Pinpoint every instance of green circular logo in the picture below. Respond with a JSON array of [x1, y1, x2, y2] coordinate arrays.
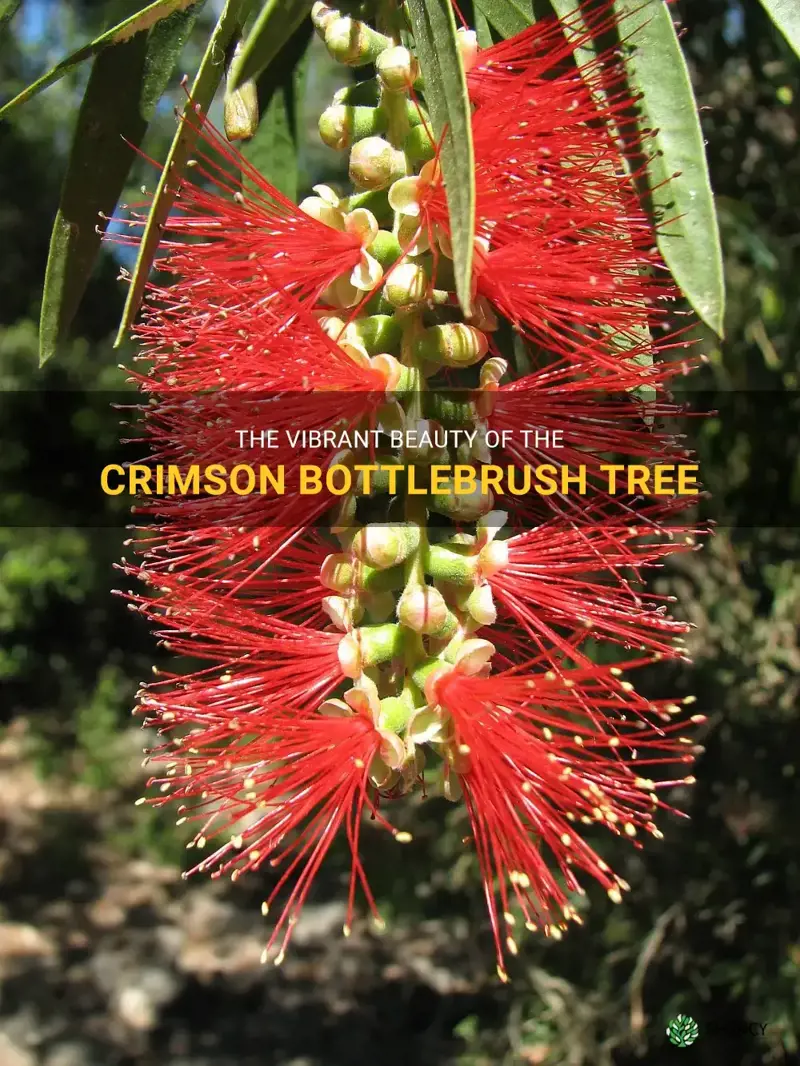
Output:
[[666, 1015, 699, 1047]]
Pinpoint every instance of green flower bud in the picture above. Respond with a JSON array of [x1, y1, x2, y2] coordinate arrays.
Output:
[[338, 623, 405, 677], [318, 104, 387, 150], [333, 79, 381, 107], [368, 229, 403, 268], [423, 390, 479, 429], [349, 136, 406, 190], [379, 694, 413, 732], [321, 553, 354, 591], [384, 261, 429, 308], [325, 17, 393, 67], [224, 42, 258, 141], [341, 187, 392, 223], [429, 479, 495, 522], [404, 124, 435, 165], [425, 544, 478, 585], [353, 523, 422, 569], [376, 45, 420, 91], [414, 323, 489, 368], [311, 1, 339, 35], [341, 314, 402, 354], [397, 583, 456, 637]]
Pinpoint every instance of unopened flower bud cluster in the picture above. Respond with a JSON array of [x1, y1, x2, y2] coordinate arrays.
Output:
[[305, 2, 506, 796]]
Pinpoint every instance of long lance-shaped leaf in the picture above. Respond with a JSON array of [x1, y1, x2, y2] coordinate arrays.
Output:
[[407, 0, 475, 316], [39, 4, 201, 366], [472, 0, 533, 39], [0, 0, 201, 118], [759, 0, 800, 59], [229, 0, 313, 90], [0, 0, 22, 31], [114, 0, 247, 348], [614, 0, 725, 337]]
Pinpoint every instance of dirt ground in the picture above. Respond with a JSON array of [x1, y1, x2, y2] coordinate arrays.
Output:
[[0, 721, 507, 1066]]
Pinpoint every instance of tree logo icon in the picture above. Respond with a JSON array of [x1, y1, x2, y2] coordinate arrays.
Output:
[[666, 1015, 700, 1047]]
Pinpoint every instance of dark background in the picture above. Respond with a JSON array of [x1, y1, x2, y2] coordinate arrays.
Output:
[[0, 2, 798, 1064]]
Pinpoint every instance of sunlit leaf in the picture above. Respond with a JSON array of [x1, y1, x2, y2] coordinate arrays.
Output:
[[407, 0, 475, 316], [0, 0, 22, 31], [114, 0, 247, 348], [0, 0, 203, 117], [39, 5, 200, 366], [229, 0, 313, 90], [472, 0, 533, 38], [615, 0, 725, 336], [759, 0, 800, 59]]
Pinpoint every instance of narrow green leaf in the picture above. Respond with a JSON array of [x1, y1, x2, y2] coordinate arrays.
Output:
[[547, 0, 598, 67], [114, 0, 247, 348], [229, 0, 313, 90], [0, 0, 200, 118], [39, 5, 200, 366], [473, 7, 494, 49], [407, 0, 475, 315], [615, 0, 725, 336], [759, 0, 800, 58], [472, 0, 532, 39], [0, 0, 22, 31]]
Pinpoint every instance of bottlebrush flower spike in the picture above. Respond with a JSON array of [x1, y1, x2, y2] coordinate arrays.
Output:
[[120, 0, 707, 974], [480, 511, 698, 661], [114, 114, 368, 319], [139, 696, 409, 964], [426, 658, 701, 980]]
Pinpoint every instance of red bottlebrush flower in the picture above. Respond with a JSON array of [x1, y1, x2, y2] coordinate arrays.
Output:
[[115, 117, 367, 318], [135, 603, 347, 716], [482, 513, 698, 661], [424, 656, 701, 980], [407, 6, 676, 378], [140, 695, 409, 964]]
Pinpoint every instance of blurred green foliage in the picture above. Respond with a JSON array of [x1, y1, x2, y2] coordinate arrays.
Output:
[[0, 1, 798, 1064]]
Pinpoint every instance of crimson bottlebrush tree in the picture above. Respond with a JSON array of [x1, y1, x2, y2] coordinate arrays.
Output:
[[22, 0, 799, 981]]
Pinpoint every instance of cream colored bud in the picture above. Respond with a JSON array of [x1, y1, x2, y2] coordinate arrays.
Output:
[[322, 595, 362, 631], [463, 584, 497, 626], [456, 28, 479, 73], [479, 538, 509, 578], [453, 637, 496, 675], [320, 553, 353, 592], [349, 136, 406, 190], [352, 524, 420, 569], [397, 584, 452, 636], [384, 261, 428, 308], [376, 46, 420, 90]]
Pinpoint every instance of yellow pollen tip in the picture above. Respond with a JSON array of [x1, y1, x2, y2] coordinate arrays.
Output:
[[261, 902, 269, 916], [506, 936, 519, 955], [607, 886, 623, 904], [497, 965, 510, 983], [395, 831, 413, 843]]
